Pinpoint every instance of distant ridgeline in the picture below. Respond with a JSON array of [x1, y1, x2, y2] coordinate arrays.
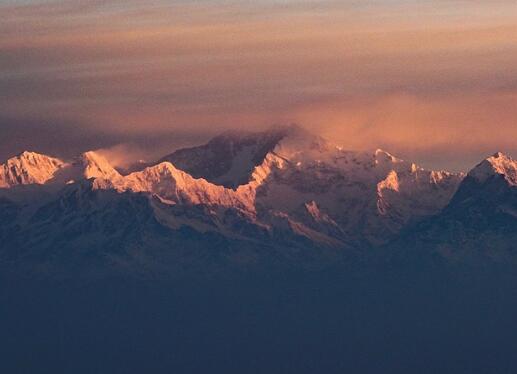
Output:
[[1, 125, 517, 278]]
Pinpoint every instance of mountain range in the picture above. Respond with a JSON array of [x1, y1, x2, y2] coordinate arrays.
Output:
[[1, 125, 516, 277]]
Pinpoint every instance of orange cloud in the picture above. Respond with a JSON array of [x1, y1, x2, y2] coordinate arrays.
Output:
[[1, 1, 517, 170]]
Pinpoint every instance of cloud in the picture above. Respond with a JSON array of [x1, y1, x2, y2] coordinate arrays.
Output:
[[0, 115, 209, 164], [1, 0, 517, 170], [293, 91, 517, 171]]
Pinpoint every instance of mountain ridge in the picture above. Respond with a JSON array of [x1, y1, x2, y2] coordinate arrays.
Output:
[[2, 126, 515, 276]]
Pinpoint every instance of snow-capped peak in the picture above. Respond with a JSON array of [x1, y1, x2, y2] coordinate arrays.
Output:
[[0, 129, 470, 252], [79, 151, 122, 180], [157, 124, 306, 188], [374, 149, 401, 163], [272, 125, 330, 161], [0, 151, 64, 188], [468, 152, 517, 185]]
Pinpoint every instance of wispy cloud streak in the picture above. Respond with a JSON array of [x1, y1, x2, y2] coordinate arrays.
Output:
[[1, 0, 517, 169]]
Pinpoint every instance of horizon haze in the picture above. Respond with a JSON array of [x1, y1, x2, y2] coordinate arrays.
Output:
[[2, 0, 517, 171]]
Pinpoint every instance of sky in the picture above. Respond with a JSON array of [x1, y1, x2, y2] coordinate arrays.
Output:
[[1, 0, 517, 171]]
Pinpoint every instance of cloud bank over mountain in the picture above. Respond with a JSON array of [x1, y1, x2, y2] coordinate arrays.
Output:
[[2, 1, 517, 170]]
